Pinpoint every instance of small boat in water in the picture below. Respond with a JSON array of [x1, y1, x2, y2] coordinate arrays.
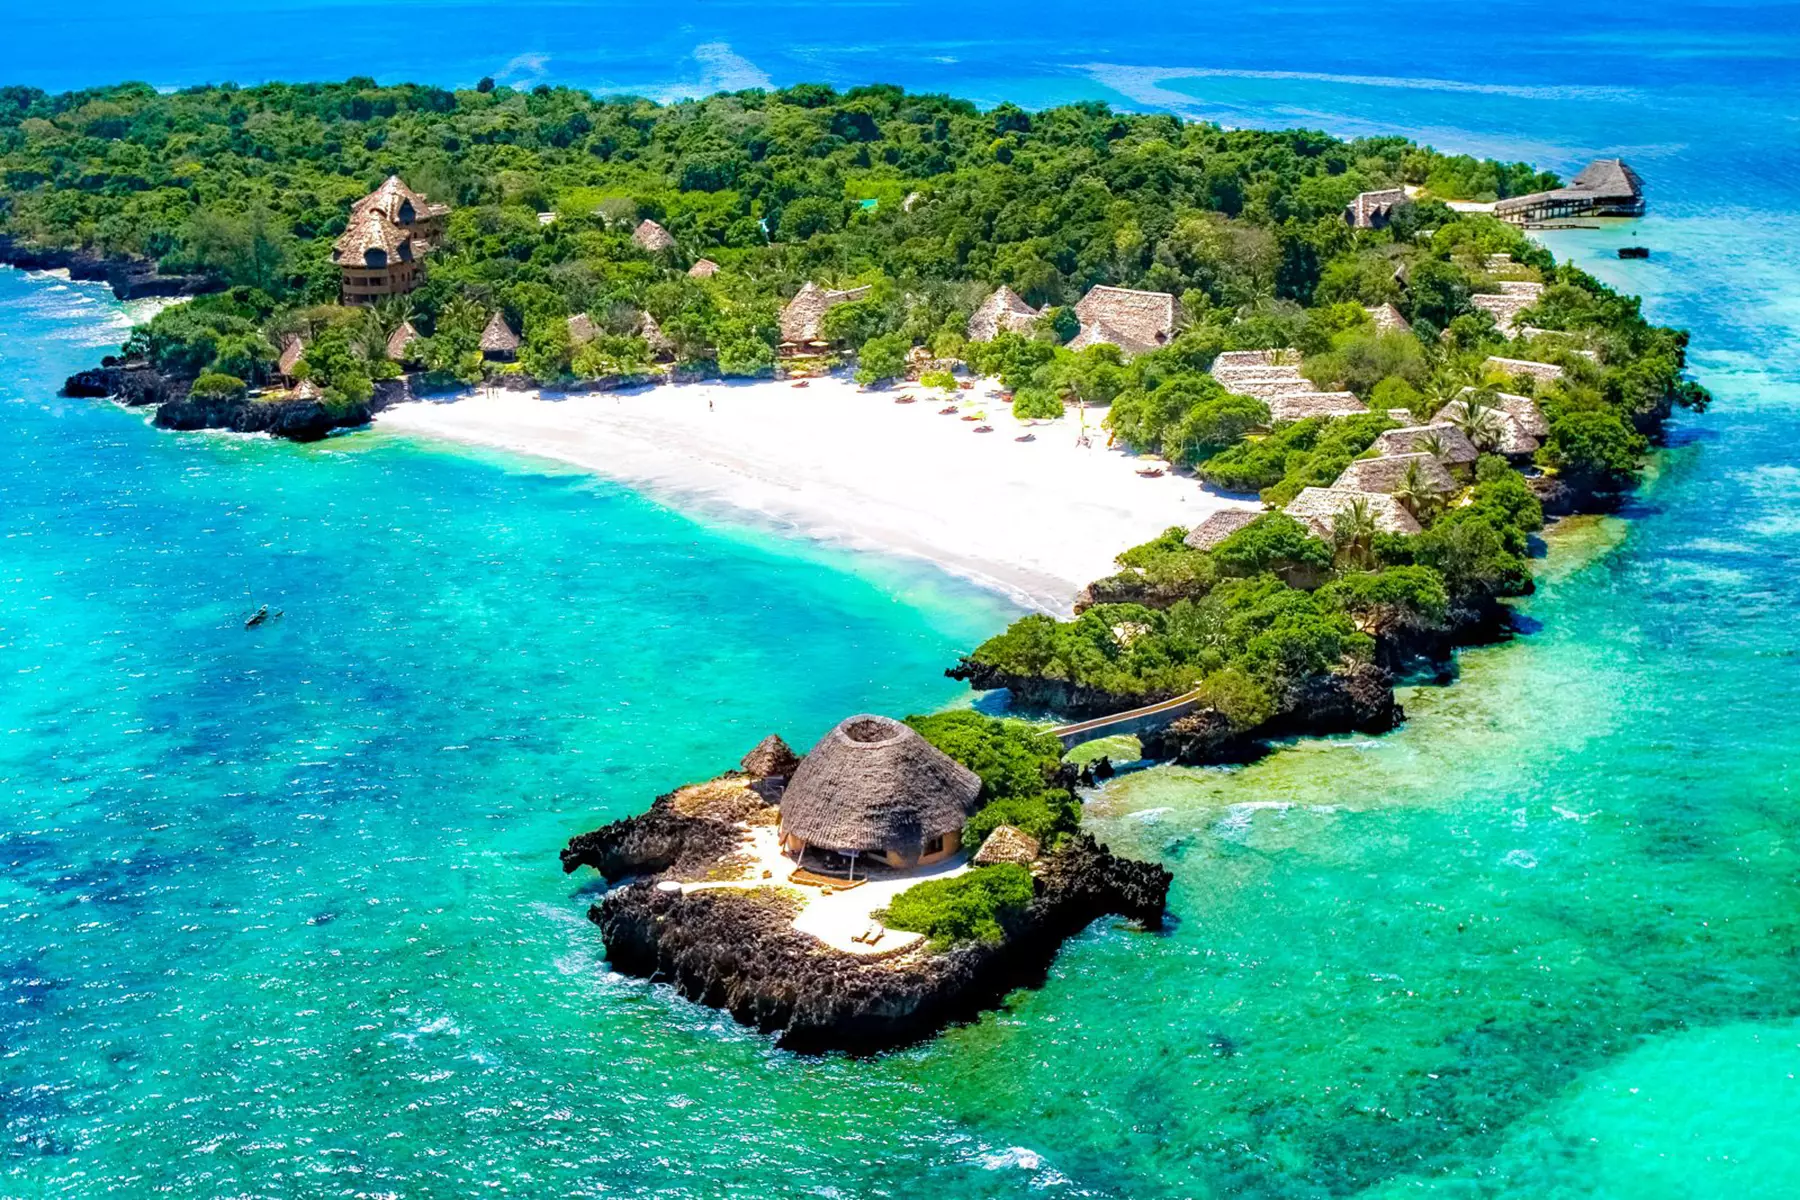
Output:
[[244, 605, 282, 629], [1618, 246, 1650, 259]]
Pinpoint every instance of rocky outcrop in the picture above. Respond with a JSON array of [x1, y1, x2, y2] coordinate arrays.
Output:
[[560, 790, 743, 882], [1139, 708, 1263, 765], [0, 236, 221, 300], [1270, 661, 1400, 737], [946, 658, 1174, 720], [63, 366, 413, 443], [589, 833, 1170, 1053], [61, 363, 182, 407]]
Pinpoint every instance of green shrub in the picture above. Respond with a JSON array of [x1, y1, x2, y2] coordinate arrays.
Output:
[[190, 372, 247, 401], [877, 864, 1036, 948], [1012, 387, 1063, 419], [962, 790, 1081, 851], [904, 711, 1065, 804]]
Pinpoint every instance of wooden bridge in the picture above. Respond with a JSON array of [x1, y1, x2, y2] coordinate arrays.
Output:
[[1051, 689, 1207, 750]]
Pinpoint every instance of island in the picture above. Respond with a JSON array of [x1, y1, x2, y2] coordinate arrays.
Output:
[[561, 713, 1167, 1052], [0, 78, 1711, 1045]]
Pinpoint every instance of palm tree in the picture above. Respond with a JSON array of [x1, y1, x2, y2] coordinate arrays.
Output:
[[1392, 460, 1441, 524], [1449, 390, 1505, 453], [1419, 429, 1450, 461], [372, 294, 416, 337], [1332, 498, 1379, 570]]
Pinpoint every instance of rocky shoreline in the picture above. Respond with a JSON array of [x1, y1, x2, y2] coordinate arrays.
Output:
[[0, 236, 221, 302], [61, 359, 413, 443], [561, 748, 1171, 1054]]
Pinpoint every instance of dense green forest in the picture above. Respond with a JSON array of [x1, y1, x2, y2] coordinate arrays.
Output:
[[0, 78, 1710, 733]]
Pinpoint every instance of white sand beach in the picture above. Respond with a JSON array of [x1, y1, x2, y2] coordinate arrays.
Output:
[[377, 375, 1256, 613]]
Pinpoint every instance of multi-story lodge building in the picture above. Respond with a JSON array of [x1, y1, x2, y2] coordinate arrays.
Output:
[[333, 176, 450, 304]]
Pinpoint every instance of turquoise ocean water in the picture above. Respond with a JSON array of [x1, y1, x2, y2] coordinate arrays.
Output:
[[5, 5, 1800, 1196]]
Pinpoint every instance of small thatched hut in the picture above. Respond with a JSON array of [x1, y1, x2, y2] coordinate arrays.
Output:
[[687, 258, 720, 279], [385, 321, 420, 364], [1184, 509, 1261, 550], [740, 734, 801, 781], [1365, 303, 1412, 334], [1431, 400, 1541, 457], [778, 714, 981, 870], [1372, 423, 1480, 468], [973, 825, 1040, 866], [1484, 355, 1565, 386], [480, 312, 520, 361], [1332, 453, 1458, 497], [966, 286, 1040, 342], [633, 219, 675, 252], [638, 311, 675, 360], [1470, 282, 1544, 334]]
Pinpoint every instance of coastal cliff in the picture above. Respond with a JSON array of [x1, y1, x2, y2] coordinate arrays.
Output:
[[0, 236, 220, 301], [61, 361, 409, 442]]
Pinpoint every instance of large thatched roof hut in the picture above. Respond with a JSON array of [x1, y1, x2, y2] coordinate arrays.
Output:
[[778, 714, 981, 870], [1267, 391, 1368, 421], [1495, 159, 1645, 224], [1431, 399, 1541, 456]]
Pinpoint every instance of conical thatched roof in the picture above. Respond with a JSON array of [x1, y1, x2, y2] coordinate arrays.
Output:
[[966, 286, 1040, 342], [385, 320, 420, 363], [973, 824, 1040, 866], [277, 335, 306, 376], [687, 258, 720, 278], [740, 734, 801, 780], [779, 282, 871, 344], [480, 311, 519, 353], [1364, 303, 1411, 333], [633, 219, 675, 252], [779, 715, 981, 856], [567, 312, 598, 346], [638, 311, 674, 358]]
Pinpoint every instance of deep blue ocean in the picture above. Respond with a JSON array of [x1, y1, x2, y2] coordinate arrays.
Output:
[[4, 4, 1800, 1197]]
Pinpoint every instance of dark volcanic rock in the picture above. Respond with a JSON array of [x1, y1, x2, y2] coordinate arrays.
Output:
[[1140, 708, 1262, 765], [1272, 661, 1400, 736], [560, 791, 741, 882], [947, 657, 1172, 720], [61, 365, 181, 407], [589, 833, 1170, 1053]]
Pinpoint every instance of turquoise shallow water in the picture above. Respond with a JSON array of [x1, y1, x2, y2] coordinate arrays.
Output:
[[7, 7, 1800, 1196]]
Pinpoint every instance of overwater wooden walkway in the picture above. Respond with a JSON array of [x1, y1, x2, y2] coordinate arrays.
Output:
[[1051, 689, 1207, 750]]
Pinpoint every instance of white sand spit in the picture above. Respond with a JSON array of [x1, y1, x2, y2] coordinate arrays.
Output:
[[376, 376, 1256, 614]]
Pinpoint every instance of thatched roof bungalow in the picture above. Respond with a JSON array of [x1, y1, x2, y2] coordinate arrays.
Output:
[[778, 714, 981, 870], [779, 282, 871, 347], [1470, 281, 1545, 333], [1372, 423, 1480, 467], [966, 286, 1040, 342], [1431, 399, 1541, 456], [480, 311, 520, 360], [632, 219, 675, 252], [687, 258, 720, 279], [638, 311, 675, 360], [334, 176, 446, 304], [1485, 356, 1566, 386], [1184, 509, 1261, 550], [1072, 286, 1177, 356], [1345, 188, 1410, 230], [1266, 391, 1368, 422], [1284, 487, 1422, 538], [1333, 453, 1458, 497]]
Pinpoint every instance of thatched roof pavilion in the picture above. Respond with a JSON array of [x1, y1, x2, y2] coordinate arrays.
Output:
[[1345, 188, 1410, 229], [778, 714, 981, 869], [1333, 453, 1458, 497], [1372, 423, 1480, 467], [480, 311, 519, 359], [1072, 286, 1177, 355], [633, 219, 675, 252], [1495, 159, 1645, 224], [687, 258, 720, 279], [1284, 487, 1422, 538], [967, 286, 1040, 342], [1185, 509, 1261, 550], [973, 825, 1040, 866]]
